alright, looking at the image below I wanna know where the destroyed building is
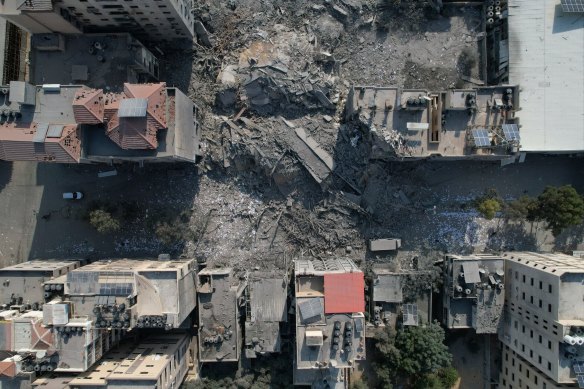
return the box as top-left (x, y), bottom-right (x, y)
top-left (293, 258), bottom-right (366, 388)
top-left (197, 268), bottom-right (244, 363)
top-left (0, 81), bottom-right (202, 164)
top-left (31, 33), bottom-right (159, 88)
top-left (0, 0), bottom-right (195, 42)
top-left (499, 252), bottom-right (584, 388)
top-left (369, 264), bottom-right (433, 331)
top-left (345, 85), bottom-right (521, 160)
top-left (244, 272), bottom-right (288, 359)
top-left (442, 254), bottom-right (505, 334)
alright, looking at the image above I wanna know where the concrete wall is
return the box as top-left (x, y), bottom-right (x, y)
top-left (499, 345), bottom-right (572, 389)
top-left (501, 254), bottom-right (584, 384)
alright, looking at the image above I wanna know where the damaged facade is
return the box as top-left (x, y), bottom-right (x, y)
top-left (244, 272), bottom-right (288, 359)
top-left (197, 268), bottom-right (244, 363)
top-left (345, 85), bottom-right (521, 160)
top-left (442, 254), bottom-right (505, 334)
top-left (0, 81), bottom-right (202, 164)
top-left (294, 258), bottom-right (366, 388)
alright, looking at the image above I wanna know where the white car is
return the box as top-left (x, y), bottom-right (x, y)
top-left (63, 192), bottom-right (83, 200)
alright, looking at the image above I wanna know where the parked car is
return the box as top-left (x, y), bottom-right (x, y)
top-left (63, 192), bottom-right (83, 200)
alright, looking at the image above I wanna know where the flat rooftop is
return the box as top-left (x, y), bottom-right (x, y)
top-left (347, 86), bottom-right (520, 158)
top-left (31, 33), bottom-right (158, 91)
top-left (508, 0), bottom-right (584, 152)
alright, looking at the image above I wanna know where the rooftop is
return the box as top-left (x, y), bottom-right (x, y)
top-left (444, 254), bottom-right (505, 333)
top-left (503, 252), bottom-right (584, 276)
top-left (198, 268), bottom-right (241, 362)
top-left (346, 85), bottom-right (520, 158)
top-left (31, 33), bottom-right (159, 90)
top-left (508, 0), bottom-right (584, 152)
top-left (68, 334), bottom-right (189, 386)
top-left (371, 270), bottom-right (404, 304)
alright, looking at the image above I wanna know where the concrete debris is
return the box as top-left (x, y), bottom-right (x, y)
top-left (194, 21), bottom-right (217, 47)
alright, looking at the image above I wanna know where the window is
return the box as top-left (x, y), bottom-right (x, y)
top-left (530, 277), bottom-right (534, 286)
top-left (515, 271), bottom-right (518, 280)
top-left (548, 284), bottom-right (552, 293)
top-left (523, 275), bottom-right (526, 283)
top-left (547, 362), bottom-right (551, 371)
top-left (538, 335), bottom-right (542, 343)
top-left (547, 340), bottom-right (552, 350)
top-left (548, 304), bottom-right (552, 313)
top-left (538, 299), bottom-right (542, 308)
top-left (538, 355), bottom-right (542, 363)
top-left (539, 281), bottom-right (542, 289)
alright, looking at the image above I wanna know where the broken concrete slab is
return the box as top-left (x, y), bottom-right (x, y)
top-left (217, 65), bottom-right (239, 85)
top-left (195, 21), bottom-right (216, 47)
top-left (370, 239), bottom-right (402, 252)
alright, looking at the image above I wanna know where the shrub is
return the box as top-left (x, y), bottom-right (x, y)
top-left (89, 209), bottom-right (120, 234)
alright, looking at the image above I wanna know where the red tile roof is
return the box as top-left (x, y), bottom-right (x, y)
top-left (72, 88), bottom-right (104, 124)
top-left (0, 361), bottom-right (16, 378)
top-left (323, 272), bottom-right (365, 314)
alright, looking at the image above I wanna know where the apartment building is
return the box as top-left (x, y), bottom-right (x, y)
top-left (0, 0), bottom-right (195, 42)
top-left (67, 334), bottom-right (193, 389)
top-left (293, 258), bottom-right (366, 388)
top-left (499, 252), bottom-right (584, 389)
top-left (0, 81), bottom-right (202, 164)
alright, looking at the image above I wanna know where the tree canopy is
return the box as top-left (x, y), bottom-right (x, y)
top-left (372, 322), bottom-right (456, 388)
top-left (529, 185), bottom-right (584, 235)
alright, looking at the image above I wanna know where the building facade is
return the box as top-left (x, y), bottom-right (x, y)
top-left (0, 0), bottom-right (195, 42)
top-left (499, 252), bottom-right (584, 388)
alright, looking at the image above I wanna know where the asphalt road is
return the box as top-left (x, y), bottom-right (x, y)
top-left (0, 154), bottom-right (582, 267)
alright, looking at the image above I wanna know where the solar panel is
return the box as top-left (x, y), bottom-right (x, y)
top-left (561, 0), bottom-right (584, 13)
top-left (574, 362), bottom-right (584, 374)
top-left (118, 98), bottom-right (148, 118)
top-left (298, 298), bottom-right (323, 324)
top-left (471, 129), bottom-right (491, 147)
top-left (33, 123), bottom-right (49, 143)
top-left (46, 124), bottom-right (65, 138)
top-left (578, 375), bottom-right (584, 389)
top-left (502, 124), bottom-right (520, 142)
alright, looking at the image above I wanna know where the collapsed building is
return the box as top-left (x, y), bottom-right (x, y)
top-left (499, 252), bottom-right (584, 389)
top-left (293, 258), bottom-right (366, 388)
top-left (197, 268), bottom-right (245, 363)
top-left (346, 85), bottom-right (520, 160)
top-left (244, 272), bottom-right (289, 359)
top-left (442, 254), bottom-right (505, 334)
top-left (369, 265), bottom-right (434, 331)
top-left (0, 80), bottom-right (202, 164)
top-left (0, 258), bottom-right (197, 387)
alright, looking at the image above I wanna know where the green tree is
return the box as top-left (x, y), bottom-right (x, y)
top-left (476, 198), bottom-right (501, 219)
top-left (155, 222), bottom-right (185, 245)
top-left (530, 185), bottom-right (584, 235)
top-left (503, 195), bottom-right (536, 221)
top-left (372, 323), bottom-right (455, 388)
top-left (89, 209), bottom-right (120, 234)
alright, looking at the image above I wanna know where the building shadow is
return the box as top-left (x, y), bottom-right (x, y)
top-left (0, 161), bottom-right (13, 192)
top-left (27, 162), bottom-right (200, 261)
top-left (552, 3), bottom-right (584, 34)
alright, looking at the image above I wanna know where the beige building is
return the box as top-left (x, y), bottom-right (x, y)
top-left (0, 0), bottom-right (195, 42)
top-left (499, 252), bottom-right (584, 388)
top-left (31, 333), bottom-right (194, 388)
